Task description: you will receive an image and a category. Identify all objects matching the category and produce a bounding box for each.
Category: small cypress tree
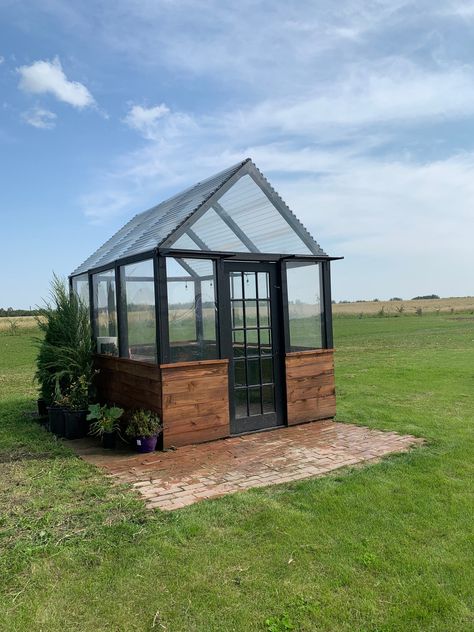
[35,274,93,404]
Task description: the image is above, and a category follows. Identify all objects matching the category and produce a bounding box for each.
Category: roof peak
[71,158,326,276]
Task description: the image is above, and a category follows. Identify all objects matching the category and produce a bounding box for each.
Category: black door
[221,262,284,434]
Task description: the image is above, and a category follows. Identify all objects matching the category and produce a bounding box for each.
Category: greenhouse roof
[71,158,327,276]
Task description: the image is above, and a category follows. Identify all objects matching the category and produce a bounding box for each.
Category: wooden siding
[285,349,336,425]
[94,355,161,414]
[161,359,230,448]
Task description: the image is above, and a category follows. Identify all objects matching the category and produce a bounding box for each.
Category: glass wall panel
[121,259,157,363]
[71,274,90,309]
[285,261,323,350]
[92,269,118,356]
[166,257,217,362]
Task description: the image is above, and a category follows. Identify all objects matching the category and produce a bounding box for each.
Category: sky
[1,0,474,308]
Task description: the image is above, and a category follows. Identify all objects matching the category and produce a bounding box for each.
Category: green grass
[0,315,473,631]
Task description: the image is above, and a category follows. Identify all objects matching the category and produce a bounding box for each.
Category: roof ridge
[157,158,249,247]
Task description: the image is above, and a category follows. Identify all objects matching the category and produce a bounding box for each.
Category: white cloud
[0,56,4,65]
[124,103,170,138]
[17,56,94,108]
[22,107,57,129]
[239,62,474,138]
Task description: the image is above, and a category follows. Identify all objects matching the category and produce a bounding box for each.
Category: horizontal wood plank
[161,359,230,448]
[286,349,336,425]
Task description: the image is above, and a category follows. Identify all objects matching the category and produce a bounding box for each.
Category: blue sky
[1,0,474,308]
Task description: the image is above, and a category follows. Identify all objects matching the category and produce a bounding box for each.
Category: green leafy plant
[87,403,123,436]
[35,274,93,405]
[52,380,69,409]
[125,409,162,438]
[265,613,295,631]
[67,376,90,411]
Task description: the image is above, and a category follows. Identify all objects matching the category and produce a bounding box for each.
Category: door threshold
[231,424,286,438]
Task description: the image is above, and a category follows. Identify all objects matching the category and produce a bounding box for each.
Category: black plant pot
[155,432,163,451]
[102,431,116,450]
[37,398,48,417]
[64,410,88,440]
[47,407,65,436]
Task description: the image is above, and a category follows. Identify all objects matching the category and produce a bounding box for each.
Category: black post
[321,261,333,349]
[155,254,170,364]
[216,259,230,359]
[195,278,204,348]
[116,265,128,357]
[279,260,291,354]
[89,272,97,340]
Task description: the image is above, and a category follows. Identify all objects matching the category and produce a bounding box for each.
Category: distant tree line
[0,307,40,317]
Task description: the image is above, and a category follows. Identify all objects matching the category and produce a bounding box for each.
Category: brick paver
[68,421,423,511]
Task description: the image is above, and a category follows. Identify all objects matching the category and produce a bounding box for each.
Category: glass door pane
[227,264,282,433]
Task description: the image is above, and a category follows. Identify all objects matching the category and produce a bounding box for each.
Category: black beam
[186,228,210,251]
[175,258,200,279]
[157,247,343,262]
[213,201,260,252]
[72,249,157,278]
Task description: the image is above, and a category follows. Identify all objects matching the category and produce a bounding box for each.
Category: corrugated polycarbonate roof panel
[71,160,247,275]
[71,158,326,276]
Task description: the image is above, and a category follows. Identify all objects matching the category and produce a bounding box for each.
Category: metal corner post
[154,253,170,365]
[322,261,333,349]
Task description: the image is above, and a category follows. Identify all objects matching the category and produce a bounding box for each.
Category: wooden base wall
[161,359,230,448]
[94,356,230,449]
[94,355,161,414]
[285,349,336,425]
[94,350,335,448]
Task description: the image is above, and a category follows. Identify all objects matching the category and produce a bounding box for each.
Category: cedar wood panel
[161,359,230,448]
[94,355,162,415]
[94,356,230,448]
[285,349,336,424]
[94,351,335,447]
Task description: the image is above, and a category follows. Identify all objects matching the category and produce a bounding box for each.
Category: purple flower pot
[135,435,158,453]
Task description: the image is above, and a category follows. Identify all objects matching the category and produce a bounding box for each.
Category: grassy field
[0,314,473,631]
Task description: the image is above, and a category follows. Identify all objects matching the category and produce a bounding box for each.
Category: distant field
[1,296,474,333]
[0,316,39,332]
[333,296,474,316]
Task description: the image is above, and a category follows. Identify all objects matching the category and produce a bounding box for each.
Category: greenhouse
[70,158,341,447]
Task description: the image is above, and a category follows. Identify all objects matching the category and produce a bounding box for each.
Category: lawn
[0,314,473,631]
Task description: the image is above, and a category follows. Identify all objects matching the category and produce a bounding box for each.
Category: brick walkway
[69,421,422,511]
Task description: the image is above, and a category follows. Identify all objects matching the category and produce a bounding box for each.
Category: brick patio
[69,421,422,511]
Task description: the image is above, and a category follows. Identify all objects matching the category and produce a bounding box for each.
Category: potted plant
[47,382,67,436]
[37,397,48,418]
[125,409,162,453]
[87,403,123,449]
[63,376,90,439]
